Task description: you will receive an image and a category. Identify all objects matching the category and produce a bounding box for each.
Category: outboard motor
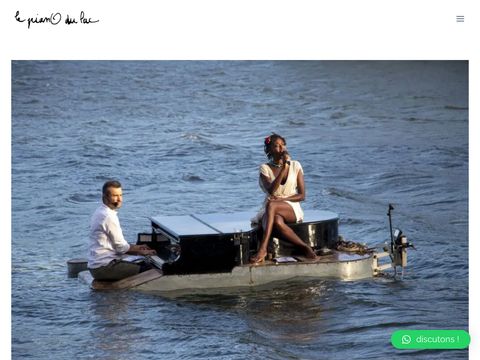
[388,204,415,277]
[374,204,415,278]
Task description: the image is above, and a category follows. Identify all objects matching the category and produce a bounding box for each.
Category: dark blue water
[12,61,468,359]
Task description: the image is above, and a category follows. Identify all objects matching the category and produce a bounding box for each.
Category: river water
[11,61,468,359]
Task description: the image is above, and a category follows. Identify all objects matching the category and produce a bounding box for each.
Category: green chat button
[391,330,470,349]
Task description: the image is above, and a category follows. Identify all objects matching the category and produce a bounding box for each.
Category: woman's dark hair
[264,133,286,159]
[102,180,122,196]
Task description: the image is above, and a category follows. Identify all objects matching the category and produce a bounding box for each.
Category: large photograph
[12,61,468,359]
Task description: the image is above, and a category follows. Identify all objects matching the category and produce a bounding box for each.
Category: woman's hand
[282,150,291,163]
[267,195,284,202]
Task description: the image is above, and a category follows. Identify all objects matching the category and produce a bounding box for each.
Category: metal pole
[387,204,394,254]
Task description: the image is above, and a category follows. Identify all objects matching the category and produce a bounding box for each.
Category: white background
[1,0,477,357]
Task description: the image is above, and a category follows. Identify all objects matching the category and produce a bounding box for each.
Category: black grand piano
[137,210,339,274]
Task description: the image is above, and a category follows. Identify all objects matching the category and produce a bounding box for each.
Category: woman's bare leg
[251,201,316,263]
[273,214,317,258]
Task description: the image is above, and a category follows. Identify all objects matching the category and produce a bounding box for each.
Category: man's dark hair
[102,180,122,196]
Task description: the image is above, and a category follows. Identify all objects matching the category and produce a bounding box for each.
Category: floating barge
[74,207,411,293]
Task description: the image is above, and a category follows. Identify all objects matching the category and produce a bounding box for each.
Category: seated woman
[250,133,317,264]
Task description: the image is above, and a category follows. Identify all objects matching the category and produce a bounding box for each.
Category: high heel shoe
[306,247,319,260]
[250,253,266,265]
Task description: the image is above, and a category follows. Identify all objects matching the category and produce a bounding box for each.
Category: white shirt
[88,203,131,269]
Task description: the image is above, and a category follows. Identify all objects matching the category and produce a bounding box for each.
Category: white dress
[252,160,304,224]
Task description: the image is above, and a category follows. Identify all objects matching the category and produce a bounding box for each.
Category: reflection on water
[89,292,139,358]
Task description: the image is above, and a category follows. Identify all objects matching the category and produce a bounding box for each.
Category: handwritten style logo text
[15,11,99,29]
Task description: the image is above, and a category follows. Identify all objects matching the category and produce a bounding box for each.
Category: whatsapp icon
[401,335,412,345]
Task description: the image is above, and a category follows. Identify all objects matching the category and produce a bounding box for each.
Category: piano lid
[150,210,338,238]
[150,214,219,237]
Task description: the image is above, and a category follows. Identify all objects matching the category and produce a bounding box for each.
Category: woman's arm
[268,170,305,202]
[260,164,290,195]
